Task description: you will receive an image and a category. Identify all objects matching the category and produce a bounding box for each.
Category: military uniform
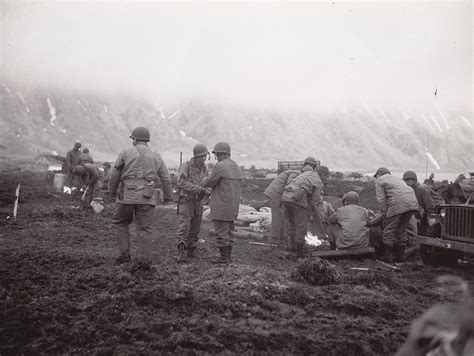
[202,156,242,249]
[65,148,82,187]
[263,169,301,244]
[281,169,324,253]
[411,182,445,235]
[375,173,418,248]
[81,163,102,208]
[109,142,173,262]
[177,158,208,252]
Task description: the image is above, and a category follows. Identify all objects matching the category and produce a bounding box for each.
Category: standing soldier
[109,126,173,268]
[65,140,82,187]
[281,159,328,256]
[176,143,210,262]
[201,142,242,264]
[78,147,94,165]
[374,167,418,262]
[402,170,445,235]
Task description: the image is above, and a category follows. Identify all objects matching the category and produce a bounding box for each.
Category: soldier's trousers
[270,198,287,241]
[82,182,102,207]
[282,202,308,248]
[212,220,234,248]
[382,210,416,247]
[112,203,155,260]
[177,202,203,250]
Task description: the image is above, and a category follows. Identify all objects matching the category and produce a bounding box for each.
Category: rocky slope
[0,81,472,171]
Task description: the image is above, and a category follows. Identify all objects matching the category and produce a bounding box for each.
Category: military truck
[416,204,474,266]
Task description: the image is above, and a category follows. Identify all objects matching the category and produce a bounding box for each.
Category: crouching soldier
[74,163,102,210]
[176,144,210,262]
[201,142,242,264]
[328,191,370,250]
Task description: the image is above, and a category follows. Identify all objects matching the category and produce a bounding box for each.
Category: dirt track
[1,171,473,355]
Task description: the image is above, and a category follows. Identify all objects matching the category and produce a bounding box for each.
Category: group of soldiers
[65,125,473,267]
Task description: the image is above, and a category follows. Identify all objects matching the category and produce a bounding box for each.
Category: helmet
[83,148,89,154]
[103,162,111,168]
[374,167,391,178]
[317,165,330,176]
[304,156,318,168]
[342,191,360,205]
[193,143,209,157]
[74,141,82,148]
[403,170,418,181]
[212,142,231,155]
[129,127,151,142]
[74,165,85,175]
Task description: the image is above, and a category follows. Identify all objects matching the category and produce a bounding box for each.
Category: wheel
[420,244,460,267]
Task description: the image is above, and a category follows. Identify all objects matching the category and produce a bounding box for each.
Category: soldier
[328,191,370,250]
[403,170,445,235]
[65,141,82,187]
[201,142,242,264]
[176,143,210,262]
[109,126,173,267]
[78,147,94,165]
[374,167,418,262]
[102,162,112,188]
[281,159,328,256]
[74,163,102,209]
[263,157,316,247]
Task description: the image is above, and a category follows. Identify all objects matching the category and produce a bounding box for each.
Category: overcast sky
[2,1,472,112]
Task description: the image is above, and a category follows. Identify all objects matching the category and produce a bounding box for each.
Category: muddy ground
[1,171,473,355]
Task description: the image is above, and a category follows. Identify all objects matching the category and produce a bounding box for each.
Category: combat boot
[115,253,131,264]
[177,243,187,263]
[186,247,196,259]
[286,236,296,252]
[394,245,406,263]
[211,247,230,264]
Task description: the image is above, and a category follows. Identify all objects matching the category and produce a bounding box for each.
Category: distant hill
[0,80,472,171]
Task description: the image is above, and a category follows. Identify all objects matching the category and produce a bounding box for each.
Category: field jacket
[65,149,81,173]
[281,170,323,210]
[264,169,301,203]
[178,158,208,216]
[375,174,418,218]
[109,142,173,206]
[202,156,242,221]
[329,204,369,249]
[412,182,445,216]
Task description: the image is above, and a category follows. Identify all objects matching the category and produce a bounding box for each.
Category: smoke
[2,1,472,112]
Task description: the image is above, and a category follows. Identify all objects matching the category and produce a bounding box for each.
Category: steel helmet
[317,165,330,176]
[74,165,85,175]
[342,191,360,205]
[83,148,89,154]
[129,126,151,142]
[212,142,231,155]
[74,141,82,148]
[374,167,391,178]
[403,170,418,181]
[193,143,209,157]
[304,156,318,168]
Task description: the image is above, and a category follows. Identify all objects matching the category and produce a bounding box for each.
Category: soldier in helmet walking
[176,143,210,262]
[109,126,174,268]
[201,142,242,263]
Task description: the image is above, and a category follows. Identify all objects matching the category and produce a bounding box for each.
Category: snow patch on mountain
[459,115,472,129]
[425,147,441,170]
[46,97,57,126]
[16,91,30,113]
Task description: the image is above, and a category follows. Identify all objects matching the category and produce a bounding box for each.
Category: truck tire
[419,245,460,267]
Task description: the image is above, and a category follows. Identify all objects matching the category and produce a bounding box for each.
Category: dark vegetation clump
[292,257,343,286]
